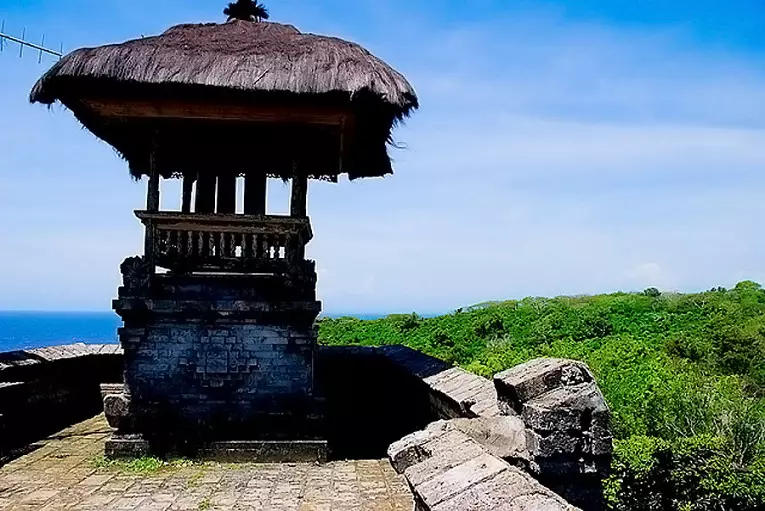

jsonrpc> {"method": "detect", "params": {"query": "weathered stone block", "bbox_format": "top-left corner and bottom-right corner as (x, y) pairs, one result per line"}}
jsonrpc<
(404, 436), (486, 487)
(103, 393), (131, 431)
(99, 383), (125, 400)
(388, 428), (448, 473)
(494, 358), (594, 413)
(105, 434), (150, 458)
(588, 420), (613, 456)
(446, 416), (529, 462)
(526, 430), (582, 457)
(521, 382), (608, 432)
(431, 466), (579, 511)
(521, 402), (583, 432)
(530, 456), (611, 477)
(415, 453), (509, 508)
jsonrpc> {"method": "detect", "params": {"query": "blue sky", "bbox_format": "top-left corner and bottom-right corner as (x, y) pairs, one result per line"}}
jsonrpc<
(1, 1), (764, 314)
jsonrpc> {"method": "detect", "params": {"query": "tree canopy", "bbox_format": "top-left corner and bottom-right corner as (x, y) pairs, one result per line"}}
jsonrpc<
(224, 0), (270, 22)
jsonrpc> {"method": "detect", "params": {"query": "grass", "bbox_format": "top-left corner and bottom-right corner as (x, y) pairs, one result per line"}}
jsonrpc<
(93, 455), (198, 475)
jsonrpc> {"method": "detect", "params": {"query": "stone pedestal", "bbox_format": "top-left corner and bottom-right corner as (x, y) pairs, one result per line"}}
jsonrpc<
(107, 262), (324, 459)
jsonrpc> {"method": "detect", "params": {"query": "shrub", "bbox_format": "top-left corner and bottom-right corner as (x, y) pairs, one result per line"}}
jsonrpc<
(644, 287), (662, 298)
(388, 313), (422, 333)
(606, 435), (765, 511)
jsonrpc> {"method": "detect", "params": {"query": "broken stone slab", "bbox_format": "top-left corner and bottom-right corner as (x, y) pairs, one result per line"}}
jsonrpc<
(494, 359), (594, 414)
(431, 465), (580, 511)
(469, 397), (503, 418)
(388, 426), (451, 473)
(446, 416), (530, 462)
(404, 434), (488, 487)
(415, 452), (510, 509)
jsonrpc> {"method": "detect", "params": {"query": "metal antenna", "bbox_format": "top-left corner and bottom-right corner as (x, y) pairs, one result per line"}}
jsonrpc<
(0, 21), (63, 60)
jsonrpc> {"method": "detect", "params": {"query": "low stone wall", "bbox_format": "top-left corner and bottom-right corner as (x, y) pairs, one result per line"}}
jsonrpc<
(385, 355), (613, 511)
(389, 422), (578, 510)
(378, 345), (501, 419)
(1, 343), (611, 509)
(0, 343), (123, 460)
(314, 345), (501, 459)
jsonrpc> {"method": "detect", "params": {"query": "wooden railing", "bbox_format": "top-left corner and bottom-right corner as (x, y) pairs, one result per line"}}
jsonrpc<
(135, 211), (312, 274)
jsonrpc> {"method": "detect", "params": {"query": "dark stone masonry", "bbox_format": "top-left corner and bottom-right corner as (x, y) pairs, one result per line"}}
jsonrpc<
(0, 344), (122, 460)
(111, 269), (324, 456)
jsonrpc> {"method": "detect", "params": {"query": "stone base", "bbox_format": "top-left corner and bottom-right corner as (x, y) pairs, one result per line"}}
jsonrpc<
(105, 434), (151, 458)
(199, 440), (328, 463)
(104, 434), (328, 463)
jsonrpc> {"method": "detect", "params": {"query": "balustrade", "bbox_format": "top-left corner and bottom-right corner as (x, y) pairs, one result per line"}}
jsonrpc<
(135, 212), (311, 274)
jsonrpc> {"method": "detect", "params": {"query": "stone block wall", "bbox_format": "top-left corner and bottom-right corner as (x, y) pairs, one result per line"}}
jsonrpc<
(121, 321), (318, 439)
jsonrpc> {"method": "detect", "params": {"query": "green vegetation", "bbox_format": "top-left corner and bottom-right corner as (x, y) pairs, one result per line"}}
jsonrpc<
(93, 455), (197, 475)
(318, 281), (765, 510)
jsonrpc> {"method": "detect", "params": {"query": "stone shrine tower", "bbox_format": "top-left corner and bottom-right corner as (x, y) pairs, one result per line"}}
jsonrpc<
(31, 19), (417, 458)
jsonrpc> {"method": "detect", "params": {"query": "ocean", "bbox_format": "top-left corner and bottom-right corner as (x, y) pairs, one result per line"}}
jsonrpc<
(0, 311), (389, 353)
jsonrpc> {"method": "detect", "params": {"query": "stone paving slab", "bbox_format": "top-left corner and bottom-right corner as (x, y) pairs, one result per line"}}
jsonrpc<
(0, 415), (412, 511)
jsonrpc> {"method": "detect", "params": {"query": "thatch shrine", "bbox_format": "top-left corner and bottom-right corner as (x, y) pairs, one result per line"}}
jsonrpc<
(31, 17), (417, 459)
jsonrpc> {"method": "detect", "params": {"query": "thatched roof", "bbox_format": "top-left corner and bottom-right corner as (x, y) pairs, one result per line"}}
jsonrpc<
(30, 20), (419, 180)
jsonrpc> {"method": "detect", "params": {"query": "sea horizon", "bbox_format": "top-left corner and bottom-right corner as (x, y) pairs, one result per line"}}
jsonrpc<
(0, 310), (438, 353)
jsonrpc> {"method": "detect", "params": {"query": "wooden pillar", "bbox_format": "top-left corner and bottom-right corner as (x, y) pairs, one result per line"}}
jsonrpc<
(181, 173), (195, 213)
(145, 136), (160, 275)
(216, 173), (236, 214)
(146, 144), (160, 212)
(195, 172), (216, 214)
(244, 172), (267, 215)
(290, 174), (308, 218)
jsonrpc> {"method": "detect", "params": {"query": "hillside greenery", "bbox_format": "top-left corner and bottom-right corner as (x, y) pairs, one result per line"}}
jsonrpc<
(318, 281), (765, 511)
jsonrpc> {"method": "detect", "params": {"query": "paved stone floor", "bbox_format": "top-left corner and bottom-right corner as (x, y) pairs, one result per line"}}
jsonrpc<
(0, 415), (413, 510)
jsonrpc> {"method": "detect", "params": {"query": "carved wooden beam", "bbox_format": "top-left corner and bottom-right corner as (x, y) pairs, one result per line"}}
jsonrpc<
(144, 134), (160, 275)
(81, 98), (354, 127)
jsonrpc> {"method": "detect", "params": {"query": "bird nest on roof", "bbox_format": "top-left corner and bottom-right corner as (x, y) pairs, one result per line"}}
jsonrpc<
(30, 20), (419, 180)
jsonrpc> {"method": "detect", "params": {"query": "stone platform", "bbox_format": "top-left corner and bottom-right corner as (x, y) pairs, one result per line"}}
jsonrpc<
(0, 415), (412, 511)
